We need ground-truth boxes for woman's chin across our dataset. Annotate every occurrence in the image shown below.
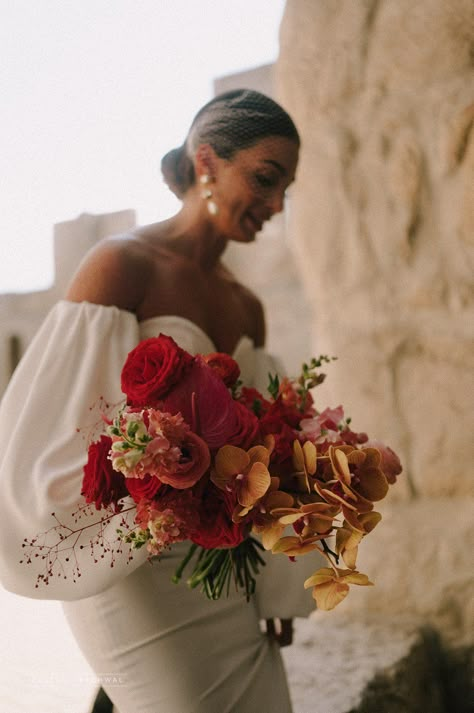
[232,222,258,243]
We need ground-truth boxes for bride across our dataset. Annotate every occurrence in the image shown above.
[0,89,317,713]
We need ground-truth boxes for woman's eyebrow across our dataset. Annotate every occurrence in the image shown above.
[263,159,286,175]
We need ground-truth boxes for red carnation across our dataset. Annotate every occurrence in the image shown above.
[121,334,194,407]
[190,483,245,549]
[202,352,241,387]
[81,435,128,512]
[239,387,271,417]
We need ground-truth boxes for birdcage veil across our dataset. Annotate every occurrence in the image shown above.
[161,89,299,199]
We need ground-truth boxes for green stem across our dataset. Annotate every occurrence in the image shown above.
[172,543,198,584]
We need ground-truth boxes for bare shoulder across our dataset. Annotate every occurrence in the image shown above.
[247,292,266,348]
[65,235,152,312]
[219,263,266,347]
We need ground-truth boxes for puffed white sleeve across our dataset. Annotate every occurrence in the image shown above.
[0,300,150,601]
[250,348,323,620]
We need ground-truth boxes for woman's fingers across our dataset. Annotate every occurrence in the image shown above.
[265,617,294,647]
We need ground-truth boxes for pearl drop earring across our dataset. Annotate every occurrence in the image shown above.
[199,174,219,216]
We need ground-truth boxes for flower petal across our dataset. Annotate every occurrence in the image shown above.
[247,445,270,468]
[342,571,374,586]
[303,441,317,475]
[356,466,389,501]
[292,440,305,471]
[304,567,335,588]
[312,580,350,610]
[214,445,249,482]
[239,462,271,507]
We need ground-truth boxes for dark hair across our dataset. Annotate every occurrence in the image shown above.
[161,89,299,198]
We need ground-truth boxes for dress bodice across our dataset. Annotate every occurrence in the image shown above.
[138,313,276,395]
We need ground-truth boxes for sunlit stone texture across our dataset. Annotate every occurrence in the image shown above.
[276,0,474,676]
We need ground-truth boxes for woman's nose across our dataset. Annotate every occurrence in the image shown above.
[267,190,285,216]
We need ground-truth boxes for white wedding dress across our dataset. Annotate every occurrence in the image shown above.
[0,300,319,713]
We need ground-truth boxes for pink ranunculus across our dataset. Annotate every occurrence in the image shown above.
[365,440,403,484]
[157,431,210,489]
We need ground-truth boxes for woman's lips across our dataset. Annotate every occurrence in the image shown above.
[244,213,263,234]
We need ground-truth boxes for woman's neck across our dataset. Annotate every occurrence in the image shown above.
[139,194,228,271]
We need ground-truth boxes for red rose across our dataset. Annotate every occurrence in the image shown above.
[202,352,241,387]
[125,473,162,503]
[190,483,245,549]
[81,435,128,512]
[225,401,260,450]
[121,334,194,407]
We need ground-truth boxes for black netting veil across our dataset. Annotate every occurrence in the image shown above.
[161,89,299,199]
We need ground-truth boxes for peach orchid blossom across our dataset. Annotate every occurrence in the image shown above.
[304,567,374,611]
[251,478,295,549]
[329,445,389,502]
[336,511,382,569]
[211,444,271,517]
[273,501,339,539]
[292,439,317,493]
[271,534,323,557]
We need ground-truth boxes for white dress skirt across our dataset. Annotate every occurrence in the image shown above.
[0,301,319,713]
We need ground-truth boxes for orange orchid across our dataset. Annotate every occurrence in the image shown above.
[304,567,374,611]
[314,445,388,516]
[292,439,317,492]
[329,445,389,502]
[211,444,271,518]
[336,511,382,569]
[251,477,295,549]
[271,534,323,557]
[272,501,339,539]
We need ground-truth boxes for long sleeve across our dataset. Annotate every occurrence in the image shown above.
[0,301,150,600]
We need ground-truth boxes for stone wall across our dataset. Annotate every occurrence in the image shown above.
[275,0,474,687]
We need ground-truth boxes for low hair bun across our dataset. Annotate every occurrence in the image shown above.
[160,145,195,199]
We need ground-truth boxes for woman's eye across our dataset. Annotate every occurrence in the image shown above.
[254,173,277,189]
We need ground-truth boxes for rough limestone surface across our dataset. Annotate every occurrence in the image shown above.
[276,1,474,709]
[276,0,474,497]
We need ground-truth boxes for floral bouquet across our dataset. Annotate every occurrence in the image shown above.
[23,334,402,610]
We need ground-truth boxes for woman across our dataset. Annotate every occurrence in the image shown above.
[0,90,316,712]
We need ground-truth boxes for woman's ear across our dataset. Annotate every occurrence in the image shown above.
[194,144,219,182]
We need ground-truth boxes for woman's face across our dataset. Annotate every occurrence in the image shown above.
[208,136,299,242]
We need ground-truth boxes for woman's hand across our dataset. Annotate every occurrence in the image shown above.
[265,618,294,647]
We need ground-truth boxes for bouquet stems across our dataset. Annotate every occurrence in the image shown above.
[173,536,266,601]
